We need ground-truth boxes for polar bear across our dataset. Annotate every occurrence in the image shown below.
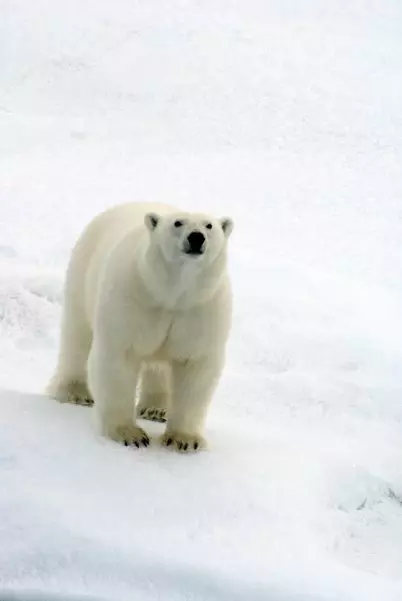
[47,202,233,452]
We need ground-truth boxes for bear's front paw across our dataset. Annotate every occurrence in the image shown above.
[138,407,167,423]
[109,424,150,448]
[161,431,206,453]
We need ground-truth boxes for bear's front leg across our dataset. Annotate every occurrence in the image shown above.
[162,355,224,453]
[87,341,150,448]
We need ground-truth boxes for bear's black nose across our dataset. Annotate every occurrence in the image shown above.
[186,231,205,254]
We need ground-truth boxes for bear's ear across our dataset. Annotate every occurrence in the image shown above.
[144,212,160,232]
[220,217,234,238]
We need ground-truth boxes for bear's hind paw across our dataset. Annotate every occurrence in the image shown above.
[50,380,94,407]
[68,393,94,407]
[138,407,167,423]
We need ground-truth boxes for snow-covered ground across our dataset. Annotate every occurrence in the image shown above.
[1,1,402,599]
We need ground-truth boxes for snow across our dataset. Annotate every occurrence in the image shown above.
[1,0,402,599]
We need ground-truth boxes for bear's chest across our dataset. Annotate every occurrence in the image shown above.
[164,312,214,361]
[131,307,225,362]
[129,308,172,358]
[165,306,229,361]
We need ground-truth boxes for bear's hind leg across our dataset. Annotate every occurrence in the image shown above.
[47,301,93,407]
[137,366,170,423]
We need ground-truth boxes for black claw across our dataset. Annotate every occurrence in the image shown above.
[142,437,149,446]
[194,442,199,450]
[134,441,140,448]
[166,438,172,447]
[183,443,188,451]
[124,441,128,447]
[178,442,183,450]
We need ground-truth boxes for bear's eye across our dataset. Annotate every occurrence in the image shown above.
[205,223,213,230]
[174,220,184,228]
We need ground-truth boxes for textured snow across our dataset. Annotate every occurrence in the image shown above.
[1,1,402,599]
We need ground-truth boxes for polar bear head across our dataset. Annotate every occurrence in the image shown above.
[144,211,233,266]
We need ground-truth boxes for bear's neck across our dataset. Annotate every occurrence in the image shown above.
[139,244,227,310]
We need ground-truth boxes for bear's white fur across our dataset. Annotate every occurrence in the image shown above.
[48,202,233,452]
